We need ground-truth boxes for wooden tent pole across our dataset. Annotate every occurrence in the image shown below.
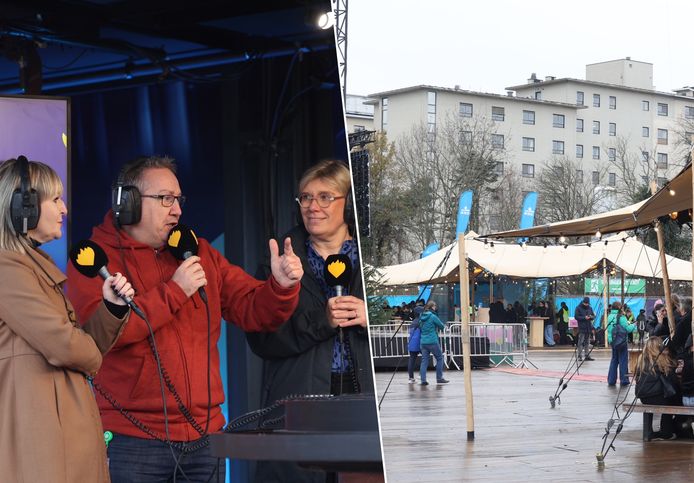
[655,221,676,340]
[458,234,475,440]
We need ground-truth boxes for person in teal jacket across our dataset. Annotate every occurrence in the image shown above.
[419,301,449,385]
[607,301,636,386]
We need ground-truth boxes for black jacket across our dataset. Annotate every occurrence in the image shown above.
[574,303,595,334]
[246,225,373,407]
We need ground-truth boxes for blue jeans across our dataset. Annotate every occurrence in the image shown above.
[544,324,555,345]
[607,343,629,385]
[108,432,225,483]
[420,343,444,382]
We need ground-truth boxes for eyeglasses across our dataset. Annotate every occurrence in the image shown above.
[295,193,345,208]
[141,194,186,208]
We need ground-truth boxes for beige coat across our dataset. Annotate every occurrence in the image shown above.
[0,247,129,483]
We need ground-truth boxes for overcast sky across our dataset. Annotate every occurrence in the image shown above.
[346,0,694,97]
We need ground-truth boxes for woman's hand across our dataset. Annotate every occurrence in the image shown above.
[102,272,135,306]
[326,295,367,328]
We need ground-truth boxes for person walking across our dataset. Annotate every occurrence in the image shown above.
[419,301,448,385]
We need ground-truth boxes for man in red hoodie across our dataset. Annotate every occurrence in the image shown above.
[67,156,303,482]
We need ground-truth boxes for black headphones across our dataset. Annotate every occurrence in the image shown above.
[112,165,142,227]
[10,155,40,234]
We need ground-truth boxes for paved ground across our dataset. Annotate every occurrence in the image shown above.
[374,347,694,482]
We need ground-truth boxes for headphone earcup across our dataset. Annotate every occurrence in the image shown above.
[10,157,40,234]
[343,191,355,231]
[112,185,142,226]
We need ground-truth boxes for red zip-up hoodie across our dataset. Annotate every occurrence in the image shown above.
[67,212,300,441]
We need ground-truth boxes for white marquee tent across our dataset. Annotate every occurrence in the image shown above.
[375,231,692,286]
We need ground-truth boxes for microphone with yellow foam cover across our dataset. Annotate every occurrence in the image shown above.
[324,254,352,296]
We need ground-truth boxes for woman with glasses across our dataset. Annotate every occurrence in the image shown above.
[247,159,373,483]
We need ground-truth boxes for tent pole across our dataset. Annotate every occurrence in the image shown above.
[603,259,609,348]
[655,219,676,339]
[458,234,475,440]
[621,269,625,307]
[490,274,494,305]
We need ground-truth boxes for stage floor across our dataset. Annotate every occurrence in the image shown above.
[375,348,694,482]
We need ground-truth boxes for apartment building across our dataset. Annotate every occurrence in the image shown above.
[365,59,694,190]
[345,93,375,133]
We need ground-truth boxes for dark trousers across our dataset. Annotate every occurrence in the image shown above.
[407,351,420,379]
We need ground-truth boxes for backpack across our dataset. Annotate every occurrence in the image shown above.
[610,315,627,347]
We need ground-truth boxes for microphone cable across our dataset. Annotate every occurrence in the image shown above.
[113,229,194,482]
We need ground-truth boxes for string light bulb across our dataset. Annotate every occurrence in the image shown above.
[669,188,676,196]
[521,241,527,251]
[595,229,602,239]
[559,235,566,243]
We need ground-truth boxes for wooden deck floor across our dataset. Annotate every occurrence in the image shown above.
[374,348,694,482]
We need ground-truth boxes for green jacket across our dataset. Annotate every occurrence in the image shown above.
[606,309,635,345]
[419,311,445,346]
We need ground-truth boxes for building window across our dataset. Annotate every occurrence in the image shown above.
[641,151,649,162]
[592,171,600,185]
[381,97,388,132]
[522,137,535,152]
[522,164,535,178]
[535,91,542,100]
[642,100,649,111]
[608,148,616,161]
[657,177,668,186]
[593,146,600,160]
[576,119,584,133]
[657,153,668,169]
[642,126,649,138]
[576,144,584,158]
[461,130,472,144]
[609,122,616,136]
[576,170,584,182]
[494,161,504,176]
[523,110,535,125]
[609,96,616,109]
[492,106,505,121]
[460,102,473,118]
[685,106,694,119]
[427,91,436,135]
[491,134,505,149]
[576,91,584,106]
[657,103,669,116]
[608,173,616,186]
[593,94,601,107]
[657,128,668,145]
[553,114,565,128]
[593,121,600,134]
[552,140,565,155]
[353,125,365,132]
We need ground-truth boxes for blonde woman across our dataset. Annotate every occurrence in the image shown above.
[0,157,134,482]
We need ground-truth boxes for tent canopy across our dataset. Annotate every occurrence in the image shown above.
[484,163,691,239]
[375,232,692,286]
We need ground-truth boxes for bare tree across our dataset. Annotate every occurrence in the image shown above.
[362,132,411,266]
[390,115,505,260]
[536,156,613,224]
[479,164,525,233]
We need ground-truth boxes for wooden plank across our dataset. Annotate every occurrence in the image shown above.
[623,403,694,416]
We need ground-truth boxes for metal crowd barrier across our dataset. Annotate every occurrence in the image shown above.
[369,321,529,369]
